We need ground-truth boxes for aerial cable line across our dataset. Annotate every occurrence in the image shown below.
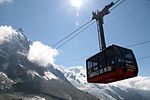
[127,40,150,47]
[114,0,121,4]
[57,55,150,65]
[52,0,127,49]
[37,21,94,58]
[138,56,150,61]
[57,55,90,65]
[110,0,127,11]
[55,21,95,49]
[38,0,129,60]
[52,20,93,48]
[57,40,150,64]
[56,0,131,62]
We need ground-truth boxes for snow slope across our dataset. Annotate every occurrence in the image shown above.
[62,66,150,100]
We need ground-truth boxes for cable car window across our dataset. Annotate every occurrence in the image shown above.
[111,60,114,64]
[93,62,98,71]
[117,46,134,60]
[107,66,112,71]
[103,67,107,73]
[99,65,102,68]
[93,62,98,67]
[125,53,133,59]
[115,57,122,68]
[99,69,103,74]
[87,61,92,69]
[118,58,121,62]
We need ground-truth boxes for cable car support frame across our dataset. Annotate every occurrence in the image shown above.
[92,2,114,51]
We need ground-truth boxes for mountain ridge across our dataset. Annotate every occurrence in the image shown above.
[0,26,99,100]
[62,65,150,100]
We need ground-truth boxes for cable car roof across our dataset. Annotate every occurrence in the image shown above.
[86,44,132,61]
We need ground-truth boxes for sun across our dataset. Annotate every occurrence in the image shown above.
[70,0,83,8]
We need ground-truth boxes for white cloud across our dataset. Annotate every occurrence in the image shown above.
[0,25,18,45]
[0,0,13,4]
[27,41,59,67]
[64,66,150,92]
[0,25,59,67]
[110,76,150,91]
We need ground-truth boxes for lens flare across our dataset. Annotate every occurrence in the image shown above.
[70,0,83,8]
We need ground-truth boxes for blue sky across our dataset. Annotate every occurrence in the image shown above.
[0,0,150,76]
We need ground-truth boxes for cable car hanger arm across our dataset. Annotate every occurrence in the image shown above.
[92,2,115,51]
[92,2,114,20]
[91,0,125,51]
[92,0,127,20]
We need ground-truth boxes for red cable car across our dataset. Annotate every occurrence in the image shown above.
[86,2,138,83]
[86,45,138,83]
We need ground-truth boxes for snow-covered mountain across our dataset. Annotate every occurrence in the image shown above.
[1,25,150,100]
[0,26,99,100]
[62,66,150,100]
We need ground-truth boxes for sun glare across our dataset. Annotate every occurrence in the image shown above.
[70,0,83,8]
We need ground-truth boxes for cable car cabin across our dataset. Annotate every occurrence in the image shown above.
[86,45,138,83]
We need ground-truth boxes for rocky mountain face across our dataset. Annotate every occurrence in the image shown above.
[0,26,99,100]
[62,66,150,100]
[1,26,150,100]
